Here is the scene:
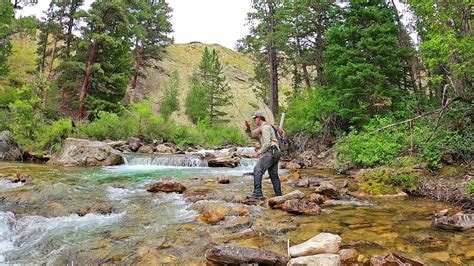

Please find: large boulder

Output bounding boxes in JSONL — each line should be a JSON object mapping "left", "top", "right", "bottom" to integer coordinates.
{"left": 49, "top": 138, "right": 123, "bottom": 167}
{"left": 289, "top": 232, "right": 342, "bottom": 257}
{"left": 281, "top": 199, "right": 321, "bottom": 215}
{"left": 0, "top": 131, "right": 23, "bottom": 161}
{"left": 268, "top": 190, "right": 305, "bottom": 207}
{"left": 205, "top": 245, "right": 288, "bottom": 265}
{"left": 288, "top": 254, "right": 341, "bottom": 266}
{"left": 146, "top": 180, "right": 186, "bottom": 193}
{"left": 315, "top": 181, "right": 340, "bottom": 199}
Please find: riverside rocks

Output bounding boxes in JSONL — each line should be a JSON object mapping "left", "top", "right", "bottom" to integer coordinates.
{"left": 0, "top": 131, "right": 23, "bottom": 161}
{"left": 155, "top": 144, "right": 176, "bottom": 153}
{"left": 268, "top": 190, "right": 305, "bottom": 207}
{"left": 205, "top": 245, "right": 288, "bottom": 265}
{"left": 49, "top": 138, "right": 123, "bottom": 167}
{"left": 433, "top": 211, "right": 474, "bottom": 231}
{"left": 146, "top": 181, "right": 186, "bottom": 193}
{"left": 289, "top": 232, "right": 342, "bottom": 257}
{"left": 288, "top": 254, "right": 341, "bottom": 266}
{"left": 281, "top": 199, "right": 321, "bottom": 215}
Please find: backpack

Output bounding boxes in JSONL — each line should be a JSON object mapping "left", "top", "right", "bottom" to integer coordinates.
{"left": 271, "top": 125, "right": 289, "bottom": 151}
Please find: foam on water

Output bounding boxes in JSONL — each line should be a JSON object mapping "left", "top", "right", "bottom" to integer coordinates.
{"left": 123, "top": 153, "right": 206, "bottom": 167}
{"left": 0, "top": 179, "right": 25, "bottom": 190}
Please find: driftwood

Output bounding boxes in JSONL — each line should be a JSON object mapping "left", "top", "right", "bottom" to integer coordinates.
{"left": 205, "top": 245, "right": 288, "bottom": 265}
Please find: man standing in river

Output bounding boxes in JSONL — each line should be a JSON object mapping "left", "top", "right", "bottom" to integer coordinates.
{"left": 244, "top": 111, "right": 282, "bottom": 199}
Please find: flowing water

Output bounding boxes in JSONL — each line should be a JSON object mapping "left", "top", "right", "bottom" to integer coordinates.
{"left": 0, "top": 150, "right": 472, "bottom": 265}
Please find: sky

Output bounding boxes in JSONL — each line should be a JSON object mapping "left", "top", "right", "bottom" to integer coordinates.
{"left": 17, "top": 0, "right": 253, "bottom": 50}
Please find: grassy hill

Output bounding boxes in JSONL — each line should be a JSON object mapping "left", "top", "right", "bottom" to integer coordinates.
{"left": 129, "top": 42, "right": 281, "bottom": 127}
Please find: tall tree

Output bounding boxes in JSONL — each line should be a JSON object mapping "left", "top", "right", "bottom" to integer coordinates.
{"left": 186, "top": 47, "right": 231, "bottom": 124}
{"left": 128, "top": 0, "right": 173, "bottom": 95}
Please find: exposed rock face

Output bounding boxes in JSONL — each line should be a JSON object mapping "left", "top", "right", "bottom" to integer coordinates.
{"left": 205, "top": 245, "right": 288, "bottom": 265}
{"left": 49, "top": 138, "right": 124, "bottom": 167}
{"left": 315, "top": 181, "right": 340, "bottom": 199}
{"left": 281, "top": 199, "right": 321, "bottom": 215}
{"left": 369, "top": 253, "right": 423, "bottom": 266}
{"left": 0, "top": 131, "right": 23, "bottom": 161}
{"left": 288, "top": 254, "right": 341, "bottom": 266}
{"left": 207, "top": 156, "right": 240, "bottom": 168}
{"left": 77, "top": 203, "right": 114, "bottom": 217}
{"left": 146, "top": 181, "right": 186, "bottom": 193}
{"left": 128, "top": 137, "right": 141, "bottom": 152}
{"left": 339, "top": 248, "right": 359, "bottom": 265}
{"left": 137, "top": 145, "right": 154, "bottom": 154}
{"left": 289, "top": 232, "right": 342, "bottom": 257}
{"left": 433, "top": 212, "right": 474, "bottom": 231}
{"left": 268, "top": 190, "right": 305, "bottom": 207}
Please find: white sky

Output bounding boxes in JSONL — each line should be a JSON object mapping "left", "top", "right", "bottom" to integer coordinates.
{"left": 17, "top": 0, "right": 252, "bottom": 50}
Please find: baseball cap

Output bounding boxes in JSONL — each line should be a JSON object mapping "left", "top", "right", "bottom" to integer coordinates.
{"left": 251, "top": 110, "right": 265, "bottom": 119}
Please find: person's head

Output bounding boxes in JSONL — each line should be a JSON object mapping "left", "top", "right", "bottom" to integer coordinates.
{"left": 252, "top": 111, "right": 266, "bottom": 126}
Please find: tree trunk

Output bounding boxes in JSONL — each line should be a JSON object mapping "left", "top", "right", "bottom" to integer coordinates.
{"left": 47, "top": 37, "right": 58, "bottom": 78}
{"left": 78, "top": 40, "right": 98, "bottom": 120}
{"left": 267, "top": 1, "right": 278, "bottom": 117}
{"left": 314, "top": 26, "right": 323, "bottom": 86}
{"left": 130, "top": 41, "right": 143, "bottom": 96}
{"left": 296, "top": 36, "right": 311, "bottom": 88}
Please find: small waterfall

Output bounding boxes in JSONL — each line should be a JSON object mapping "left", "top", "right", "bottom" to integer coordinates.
{"left": 122, "top": 153, "right": 207, "bottom": 167}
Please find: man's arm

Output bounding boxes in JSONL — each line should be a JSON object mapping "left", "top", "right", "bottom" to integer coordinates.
{"left": 245, "top": 121, "right": 260, "bottom": 140}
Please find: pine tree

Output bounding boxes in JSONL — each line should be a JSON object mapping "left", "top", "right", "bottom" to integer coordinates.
{"left": 186, "top": 47, "right": 231, "bottom": 124}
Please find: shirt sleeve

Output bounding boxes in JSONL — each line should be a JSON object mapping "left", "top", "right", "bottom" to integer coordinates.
{"left": 246, "top": 127, "right": 260, "bottom": 140}
{"left": 258, "top": 125, "right": 272, "bottom": 154}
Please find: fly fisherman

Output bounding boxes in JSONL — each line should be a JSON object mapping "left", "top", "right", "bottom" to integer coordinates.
{"left": 244, "top": 111, "right": 282, "bottom": 199}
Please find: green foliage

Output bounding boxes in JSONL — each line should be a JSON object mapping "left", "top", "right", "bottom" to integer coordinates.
{"left": 34, "top": 118, "right": 73, "bottom": 153}
{"left": 160, "top": 70, "right": 180, "bottom": 120}
{"left": 467, "top": 182, "right": 474, "bottom": 195}
{"left": 79, "top": 111, "right": 138, "bottom": 141}
{"left": 0, "top": 0, "right": 14, "bottom": 76}
{"left": 356, "top": 167, "right": 419, "bottom": 195}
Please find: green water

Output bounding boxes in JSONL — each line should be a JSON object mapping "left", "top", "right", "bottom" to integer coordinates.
{"left": 0, "top": 162, "right": 472, "bottom": 265}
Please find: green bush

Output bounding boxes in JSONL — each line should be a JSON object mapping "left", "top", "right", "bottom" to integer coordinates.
{"left": 34, "top": 118, "right": 74, "bottom": 153}
{"left": 80, "top": 111, "right": 138, "bottom": 140}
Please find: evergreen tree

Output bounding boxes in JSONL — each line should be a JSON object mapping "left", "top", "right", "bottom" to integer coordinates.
{"left": 323, "top": 0, "right": 412, "bottom": 128}
{"left": 0, "top": 1, "right": 14, "bottom": 76}
{"left": 186, "top": 47, "right": 231, "bottom": 124}
{"left": 159, "top": 70, "right": 180, "bottom": 120}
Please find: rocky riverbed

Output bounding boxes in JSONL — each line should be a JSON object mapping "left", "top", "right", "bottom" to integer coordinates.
{"left": 0, "top": 157, "right": 473, "bottom": 264}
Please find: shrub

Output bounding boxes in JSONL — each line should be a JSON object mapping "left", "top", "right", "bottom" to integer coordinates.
{"left": 80, "top": 111, "right": 138, "bottom": 140}
{"left": 467, "top": 182, "right": 474, "bottom": 195}
{"left": 34, "top": 118, "right": 74, "bottom": 153}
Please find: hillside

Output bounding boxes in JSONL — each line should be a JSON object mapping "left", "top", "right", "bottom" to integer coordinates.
{"left": 128, "top": 42, "right": 283, "bottom": 126}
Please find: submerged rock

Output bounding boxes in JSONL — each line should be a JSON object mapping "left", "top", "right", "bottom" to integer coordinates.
{"left": 289, "top": 232, "right": 342, "bottom": 257}
{"left": 205, "top": 245, "right": 288, "bottom": 265}
{"left": 146, "top": 181, "right": 186, "bottom": 193}
{"left": 370, "top": 253, "right": 423, "bottom": 266}
{"left": 0, "top": 131, "right": 23, "bottom": 161}
{"left": 288, "top": 254, "right": 341, "bottom": 266}
{"left": 433, "top": 212, "right": 474, "bottom": 231}
{"left": 77, "top": 203, "right": 114, "bottom": 216}
{"left": 268, "top": 190, "right": 305, "bottom": 207}
{"left": 281, "top": 199, "right": 321, "bottom": 215}
{"left": 315, "top": 181, "right": 340, "bottom": 199}
{"left": 49, "top": 138, "right": 123, "bottom": 167}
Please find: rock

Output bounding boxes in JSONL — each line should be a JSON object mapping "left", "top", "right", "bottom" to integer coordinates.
{"left": 281, "top": 199, "right": 321, "bottom": 215}
{"left": 205, "top": 245, "right": 288, "bottom": 265}
{"left": 289, "top": 232, "right": 342, "bottom": 257}
{"left": 232, "top": 206, "right": 250, "bottom": 216}
{"left": 127, "top": 137, "right": 141, "bottom": 152}
{"left": 285, "top": 170, "right": 301, "bottom": 180}
{"left": 288, "top": 254, "right": 341, "bottom": 266}
{"left": 370, "top": 253, "right": 423, "bottom": 265}
{"left": 207, "top": 156, "right": 240, "bottom": 168}
{"left": 0, "top": 131, "right": 23, "bottom": 161}
{"left": 308, "top": 193, "right": 325, "bottom": 205}
{"left": 423, "top": 251, "right": 449, "bottom": 262}
{"left": 217, "top": 176, "right": 230, "bottom": 184}
{"left": 435, "top": 208, "right": 449, "bottom": 218}
{"left": 7, "top": 172, "right": 27, "bottom": 183}
{"left": 137, "top": 145, "right": 154, "bottom": 154}
{"left": 315, "top": 181, "right": 340, "bottom": 199}
{"left": 286, "top": 162, "right": 303, "bottom": 170}
{"left": 295, "top": 179, "right": 310, "bottom": 187}
{"left": 197, "top": 208, "right": 227, "bottom": 224}
{"left": 107, "top": 140, "right": 127, "bottom": 149}
{"left": 77, "top": 203, "right": 114, "bottom": 216}
{"left": 339, "top": 248, "right": 358, "bottom": 265}
{"left": 49, "top": 138, "right": 124, "bottom": 167}
{"left": 155, "top": 144, "right": 175, "bottom": 153}
{"left": 433, "top": 213, "right": 474, "bottom": 231}
{"left": 184, "top": 189, "right": 216, "bottom": 202}
{"left": 146, "top": 181, "right": 186, "bottom": 193}
{"left": 268, "top": 190, "right": 305, "bottom": 207}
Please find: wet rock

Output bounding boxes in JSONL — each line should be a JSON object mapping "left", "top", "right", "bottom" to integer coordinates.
{"left": 0, "top": 131, "right": 23, "bottom": 161}
{"left": 339, "top": 248, "right": 359, "bottom": 265}
{"left": 435, "top": 208, "right": 449, "bottom": 218}
{"left": 207, "top": 156, "right": 240, "bottom": 168}
{"left": 281, "top": 199, "right": 321, "bottom": 215}
{"left": 223, "top": 216, "right": 252, "bottom": 232}
{"left": 433, "top": 213, "right": 474, "bottom": 231}
{"left": 155, "top": 144, "right": 175, "bottom": 153}
{"left": 197, "top": 208, "right": 227, "bottom": 224}
{"left": 370, "top": 253, "right": 423, "bottom": 266}
{"left": 315, "top": 181, "right": 340, "bottom": 199}
{"left": 49, "top": 138, "right": 123, "bottom": 167}
{"left": 268, "top": 190, "right": 305, "bottom": 207}
{"left": 288, "top": 254, "right": 341, "bottom": 266}
{"left": 285, "top": 170, "right": 301, "bottom": 180}
{"left": 77, "top": 203, "right": 114, "bottom": 217}
{"left": 146, "top": 181, "right": 186, "bottom": 193}
{"left": 137, "top": 145, "right": 154, "bottom": 154}
{"left": 205, "top": 245, "right": 288, "bottom": 265}
{"left": 295, "top": 179, "right": 310, "bottom": 187}
{"left": 128, "top": 137, "right": 141, "bottom": 152}
{"left": 308, "top": 193, "right": 325, "bottom": 205}
{"left": 217, "top": 176, "right": 230, "bottom": 184}
{"left": 289, "top": 232, "right": 342, "bottom": 257}
{"left": 7, "top": 172, "right": 27, "bottom": 183}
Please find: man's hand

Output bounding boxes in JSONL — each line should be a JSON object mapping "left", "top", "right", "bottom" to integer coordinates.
{"left": 244, "top": 120, "right": 250, "bottom": 130}
{"left": 251, "top": 152, "right": 260, "bottom": 158}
